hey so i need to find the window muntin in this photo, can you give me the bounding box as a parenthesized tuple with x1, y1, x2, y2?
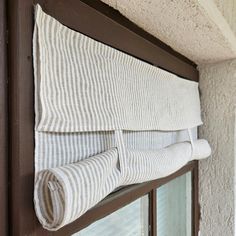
(71, 170, 195, 236)
(73, 195, 149, 236)
(157, 172, 192, 236)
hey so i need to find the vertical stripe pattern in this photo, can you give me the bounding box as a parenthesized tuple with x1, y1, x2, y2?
(34, 148, 121, 230)
(34, 5, 202, 133)
(33, 5, 211, 231)
(34, 129, 211, 230)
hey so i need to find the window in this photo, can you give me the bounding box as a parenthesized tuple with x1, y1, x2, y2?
(8, 0, 199, 235)
(74, 196, 149, 236)
(70, 163, 197, 236)
(157, 172, 192, 236)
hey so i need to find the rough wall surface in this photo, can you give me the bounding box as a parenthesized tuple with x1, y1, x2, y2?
(214, 0, 236, 35)
(101, 0, 236, 64)
(199, 60, 236, 236)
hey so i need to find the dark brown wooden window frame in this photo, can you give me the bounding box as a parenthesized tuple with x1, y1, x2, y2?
(7, 0, 199, 235)
(0, 0, 8, 235)
(59, 161, 198, 236)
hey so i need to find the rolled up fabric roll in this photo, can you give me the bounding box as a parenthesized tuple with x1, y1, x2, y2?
(34, 148, 121, 230)
(34, 139, 211, 230)
(190, 139, 212, 160)
(124, 139, 211, 184)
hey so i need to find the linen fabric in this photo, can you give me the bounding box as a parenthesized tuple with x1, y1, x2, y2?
(34, 5, 202, 133)
(34, 137, 211, 231)
(33, 5, 211, 231)
(34, 148, 121, 230)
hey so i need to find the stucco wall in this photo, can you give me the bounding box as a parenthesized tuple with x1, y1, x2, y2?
(199, 60, 236, 236)
(214, 0, 236, 35)
(101, 0, 236, 64)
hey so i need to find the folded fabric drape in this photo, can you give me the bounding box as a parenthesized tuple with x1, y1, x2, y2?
(34, 5, 202, 133)
(34, 139, 210, 230)
(33, 5, 211, 231)
(34, 130, 195, 172)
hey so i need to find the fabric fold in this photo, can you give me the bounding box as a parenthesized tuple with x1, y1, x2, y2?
(191, 139, 212, 160)
(33, 4, 212, 231)
(34, 139, 211, 231)
(34, 4, 202, 133)
(34, 148, 121, 230)
(124, 139, 211, 184)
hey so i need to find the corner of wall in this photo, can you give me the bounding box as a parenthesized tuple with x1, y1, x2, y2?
(198, 59, 236, 236)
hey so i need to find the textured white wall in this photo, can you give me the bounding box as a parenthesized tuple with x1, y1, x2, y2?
(101, 0, 236, 63)
(214, 0, 236, 35)
(199, 60, 236, 236)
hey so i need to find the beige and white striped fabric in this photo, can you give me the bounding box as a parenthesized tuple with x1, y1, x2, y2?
(34, 148, 121, 230)
(33, 5, 211, 231)
(34, 5, 202, 133)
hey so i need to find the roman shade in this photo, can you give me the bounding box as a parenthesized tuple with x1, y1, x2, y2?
(33, 5, 211, 231)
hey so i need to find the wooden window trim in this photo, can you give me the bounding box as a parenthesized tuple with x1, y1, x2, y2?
(7, 0, 199, 235)
(0, 0, 8, 235)
(55, 161, 197, 236)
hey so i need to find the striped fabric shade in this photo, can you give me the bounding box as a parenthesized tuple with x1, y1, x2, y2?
(33, 5, 211, 231)
(35, 148, 121, 230)
(34, 5, 202, 133)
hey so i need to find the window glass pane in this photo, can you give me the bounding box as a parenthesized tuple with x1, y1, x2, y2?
(157, 172, 192, 236)
(73, 195, 149, 236)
